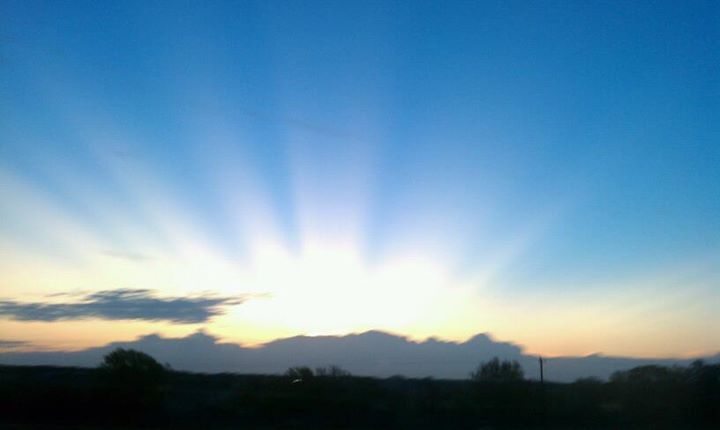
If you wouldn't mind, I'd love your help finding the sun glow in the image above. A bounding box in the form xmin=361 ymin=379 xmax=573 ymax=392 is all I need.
xmin=1 ymin=28 xmax=718 ymax=360
xmin=235 ymin=240 xmax=453 ymax=335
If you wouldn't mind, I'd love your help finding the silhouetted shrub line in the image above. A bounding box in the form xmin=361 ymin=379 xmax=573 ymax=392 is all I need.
xmin=0 ymin=349 xmax=717 ymax=428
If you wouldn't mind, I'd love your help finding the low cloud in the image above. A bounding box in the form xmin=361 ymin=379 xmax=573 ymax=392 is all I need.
xmin=0 ymin=289 xmax=250 ymax=323
xmin=1 ymin=330 xmax=712 ymax=382
xmin=0 ymin=340 xmax=29 ymax=349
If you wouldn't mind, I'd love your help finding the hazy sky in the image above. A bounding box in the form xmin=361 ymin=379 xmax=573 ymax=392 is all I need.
xmin=1 ymin=0 xmax=718 ymax=357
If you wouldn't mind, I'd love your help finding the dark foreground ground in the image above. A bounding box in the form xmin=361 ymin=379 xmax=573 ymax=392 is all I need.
xmin=1 ymin=363 xmax=718 ymax=429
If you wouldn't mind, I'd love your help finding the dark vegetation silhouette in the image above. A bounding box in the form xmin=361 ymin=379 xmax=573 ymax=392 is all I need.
xmin=98 ymin=348 xmax=169 ymax=416
xmin=470 ymin=357 xmax=524 ymax=382
xmin=285 ymin=365 xmax=352 ymax=381
xmin=285 ymin=365 xmax=315 ymax=381
xmin=0 ymin=350 xmax=718 ymax=429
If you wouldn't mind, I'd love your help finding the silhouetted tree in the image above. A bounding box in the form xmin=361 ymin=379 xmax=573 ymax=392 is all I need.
xmin=470 ymin=357 xmax=524 ymax=382
xmin=687 ymin=360 xmax=720 ymax=424
xmin=98 ymin=348 xmax=168 ymax=414
xmin=609 ymin=364 xmax=692 ymax=425
xmin=101 ymin=348 xmax=167 ymax=377
xmin=285 ymin=366 xmax=314 ymax=381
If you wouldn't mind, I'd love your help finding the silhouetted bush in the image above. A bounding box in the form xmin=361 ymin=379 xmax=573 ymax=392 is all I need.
xmin=1 ymin=360 xmax=719 ymax=429
xmin=470 ymin=357 xmax=524 ymax=382
xmin=284 ymin=366 xmax=315 ymax=381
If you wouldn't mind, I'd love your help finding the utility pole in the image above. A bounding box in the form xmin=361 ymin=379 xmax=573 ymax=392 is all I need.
xmin=539 ymin=356 xmax=546 ymax=424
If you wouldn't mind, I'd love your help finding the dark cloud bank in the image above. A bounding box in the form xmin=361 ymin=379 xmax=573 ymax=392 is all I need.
xmin=1 ymin=289 xmax=717 ymax=381
xmin=0 ymin=289 xmax=248 ymax=324
xmin=0 ymin=330 xmax=717 ymax=382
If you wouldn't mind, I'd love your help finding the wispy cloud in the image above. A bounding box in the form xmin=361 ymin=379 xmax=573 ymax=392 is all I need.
xmin=101 ymin=250 xmax=153 ymax=262
xmin=0 ymin=340 xmax=30 ymax=349
xmin=0 ymin=289 xmax=251 ymax=323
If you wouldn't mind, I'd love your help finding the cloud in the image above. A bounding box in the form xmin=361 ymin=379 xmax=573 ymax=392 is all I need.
xmin=1 ymin=330 xmax=715 ymax=381
xmin=102 ymin=250 xmax=153 ymax=262
xmin=0 ymin=340 xmax=30 ymax=349
xmin=0 ymin=289 xmax=250 ymax=323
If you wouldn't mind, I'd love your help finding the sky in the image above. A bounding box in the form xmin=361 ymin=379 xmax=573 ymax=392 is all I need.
xmin=0 ymin=0 xmax=718 ymax=358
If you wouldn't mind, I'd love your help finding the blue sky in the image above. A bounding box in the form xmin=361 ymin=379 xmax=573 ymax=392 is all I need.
xmin=1 ymin=1 xmax=718 ymax=356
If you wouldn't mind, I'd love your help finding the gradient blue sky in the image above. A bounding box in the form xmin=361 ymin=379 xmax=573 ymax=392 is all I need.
xmin=1 ymin=1 xmax=718 ymax=356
